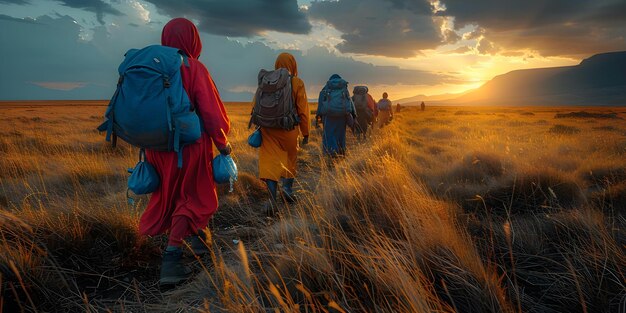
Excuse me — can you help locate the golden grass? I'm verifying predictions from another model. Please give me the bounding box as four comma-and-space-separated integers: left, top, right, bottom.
0, 102, 624, 312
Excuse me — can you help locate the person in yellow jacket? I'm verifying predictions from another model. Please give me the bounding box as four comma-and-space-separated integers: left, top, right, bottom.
258, 53, 310, 214
377, 92, 393, 128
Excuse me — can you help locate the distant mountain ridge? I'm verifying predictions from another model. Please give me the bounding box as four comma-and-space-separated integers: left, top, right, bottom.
396, 92, 466, 103
402, 51, 626, 106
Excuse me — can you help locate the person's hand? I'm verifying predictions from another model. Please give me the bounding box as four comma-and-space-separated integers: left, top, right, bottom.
218, 143, 232, 155
301, 135, 309, 146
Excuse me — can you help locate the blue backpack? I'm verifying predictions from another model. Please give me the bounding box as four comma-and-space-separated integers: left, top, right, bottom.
98, 45, 201, 167
318, 76, 353, 117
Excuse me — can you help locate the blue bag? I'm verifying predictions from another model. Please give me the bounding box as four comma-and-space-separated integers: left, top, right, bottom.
247, 127, 262, 148
97, 45, 201, 167
213, 154, 238, 190
318, 74, 353, 117
127, 149, 160, 195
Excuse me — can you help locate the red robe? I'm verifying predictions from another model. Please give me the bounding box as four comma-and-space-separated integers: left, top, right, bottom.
139, 18, 230, 237
367, 93, 379, 118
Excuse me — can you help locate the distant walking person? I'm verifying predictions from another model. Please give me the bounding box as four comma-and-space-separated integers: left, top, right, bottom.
377, 92, 393, 128
250, 52, 310, 214
139, 18, 232, 286
317, 74, 356, 156
396, 103, 402, 113
352, 86, 377, 140
421, 101, 426, 111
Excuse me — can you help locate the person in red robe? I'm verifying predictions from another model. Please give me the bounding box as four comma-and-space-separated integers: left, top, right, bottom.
139, 17, 232, 286
367, 92, 379, 120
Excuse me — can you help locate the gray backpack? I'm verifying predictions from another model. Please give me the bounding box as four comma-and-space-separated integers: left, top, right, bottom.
352, 86, 369, 112
249, 68, 299, 130
353, 86, 372, 121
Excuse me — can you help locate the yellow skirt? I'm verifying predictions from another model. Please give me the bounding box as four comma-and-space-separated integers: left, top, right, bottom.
258, 127, 299, 181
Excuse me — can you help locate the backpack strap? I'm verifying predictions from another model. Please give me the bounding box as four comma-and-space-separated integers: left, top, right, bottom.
97, 75, 123, 147
288, 75, 299, 126
288, 74, 296, 110
247, 115, 254, 130
161, 74, 184, 168
248, 89, 260, 129
177, 150, 183, 168
322, 89, 331, 116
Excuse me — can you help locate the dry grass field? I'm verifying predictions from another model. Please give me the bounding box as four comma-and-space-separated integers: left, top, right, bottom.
0, 101, 624, 312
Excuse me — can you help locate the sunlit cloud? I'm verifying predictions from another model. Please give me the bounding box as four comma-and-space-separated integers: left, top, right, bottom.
128, 0, 150, 23
261, 20, 342, 52
30, 81, 87, 91
228, 85, 257, 94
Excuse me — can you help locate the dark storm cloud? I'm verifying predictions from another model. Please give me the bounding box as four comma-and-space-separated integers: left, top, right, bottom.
0, 12, 449, 101
143, 0, 312, 37
308, 0, 443, 58
0, 14, 37, 23
440, 0, 626, 56
583, 1, 626, 25
440, 0, 590, 30
0, 0, 30, 4
55, 0, 123, 24
0, 14, 123, 99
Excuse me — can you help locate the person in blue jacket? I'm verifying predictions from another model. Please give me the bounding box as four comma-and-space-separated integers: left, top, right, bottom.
316, 74, 356, 156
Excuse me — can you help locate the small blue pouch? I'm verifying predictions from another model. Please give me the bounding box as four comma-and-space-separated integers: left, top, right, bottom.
128, 149, 160, 195
247, 127, 262, 148
213, 154, 238, 192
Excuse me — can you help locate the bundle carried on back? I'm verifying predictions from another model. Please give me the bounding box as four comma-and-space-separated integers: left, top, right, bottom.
352, 86, 372, 121
318, 75, 352, 117
249, 68, 299, 130
97, 45, 202, 168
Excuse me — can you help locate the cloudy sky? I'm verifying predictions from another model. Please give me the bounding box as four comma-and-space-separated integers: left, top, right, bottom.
0, 0, 624, 101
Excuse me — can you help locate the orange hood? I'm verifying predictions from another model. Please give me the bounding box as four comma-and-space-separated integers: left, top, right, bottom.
275, 52, 298, 77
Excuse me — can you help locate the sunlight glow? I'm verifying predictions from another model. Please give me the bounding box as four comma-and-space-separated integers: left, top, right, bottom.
129, 0, 151, 23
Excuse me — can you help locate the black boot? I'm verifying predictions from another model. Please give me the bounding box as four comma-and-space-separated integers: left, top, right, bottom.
159, 247, 191, 287
264, 179, 279, 217
186, 229, 210, 256
281, 178, 296, 203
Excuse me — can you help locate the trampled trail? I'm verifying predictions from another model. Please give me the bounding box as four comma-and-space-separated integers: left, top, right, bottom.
209, 124, 369, 261
181, 123, 381, 289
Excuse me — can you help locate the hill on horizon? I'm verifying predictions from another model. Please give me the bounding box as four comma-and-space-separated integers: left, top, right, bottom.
402, 51, 626, 106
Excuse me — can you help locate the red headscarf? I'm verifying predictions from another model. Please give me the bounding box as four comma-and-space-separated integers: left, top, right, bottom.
161, 18, 202, 59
